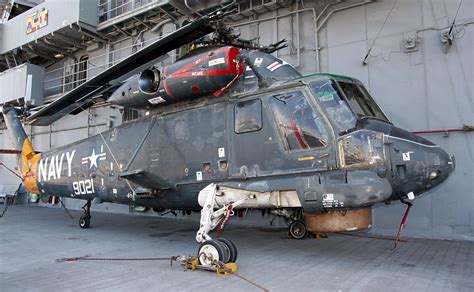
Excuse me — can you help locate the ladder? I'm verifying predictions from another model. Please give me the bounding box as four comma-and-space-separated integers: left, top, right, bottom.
4, 52, 17, 68
0, 0, 13, 24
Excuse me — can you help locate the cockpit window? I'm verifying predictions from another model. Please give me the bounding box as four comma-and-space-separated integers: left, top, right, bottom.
309, 79, 389, 133
337, 81, 388, 122
270, 90, 328, 151
309, 80, 357, 133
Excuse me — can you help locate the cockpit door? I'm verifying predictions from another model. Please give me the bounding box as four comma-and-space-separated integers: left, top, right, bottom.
267, 89, 337, 172
228, 88, 336, 179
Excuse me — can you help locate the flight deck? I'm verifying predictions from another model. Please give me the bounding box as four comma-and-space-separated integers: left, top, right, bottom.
1, 205, 473, 291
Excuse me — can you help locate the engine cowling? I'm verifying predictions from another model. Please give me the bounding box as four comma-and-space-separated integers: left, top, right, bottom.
159, 46, 243, 100
108, 46, 244, 108
139, 68, 161, 94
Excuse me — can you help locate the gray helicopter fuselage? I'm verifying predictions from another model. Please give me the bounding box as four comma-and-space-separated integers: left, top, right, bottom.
31, 74, 455, 214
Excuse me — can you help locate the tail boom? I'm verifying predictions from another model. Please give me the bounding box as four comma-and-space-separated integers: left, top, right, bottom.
2, 106, 41, 194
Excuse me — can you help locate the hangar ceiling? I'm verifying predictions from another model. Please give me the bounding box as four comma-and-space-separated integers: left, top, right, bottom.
0, 0, 297, 80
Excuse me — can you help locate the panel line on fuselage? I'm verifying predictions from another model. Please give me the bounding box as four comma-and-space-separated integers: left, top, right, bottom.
387, 135, 440, 148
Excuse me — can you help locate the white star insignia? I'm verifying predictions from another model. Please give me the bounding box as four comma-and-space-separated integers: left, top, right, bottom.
88, 148, 99, 169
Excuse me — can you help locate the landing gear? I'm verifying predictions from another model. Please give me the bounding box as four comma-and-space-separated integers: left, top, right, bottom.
198, 240, 227, 265
79, 215, 91, 228
216, 237, 238, 263
288, 220, 308, 239
79, 200, 92, 229
272, 208, 308, 239
195, 184, 252, 265
392, 198, 413, 250
197, 238, 238, 265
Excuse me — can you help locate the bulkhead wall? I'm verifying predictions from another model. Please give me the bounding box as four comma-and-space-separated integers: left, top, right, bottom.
0, 0, 472, 240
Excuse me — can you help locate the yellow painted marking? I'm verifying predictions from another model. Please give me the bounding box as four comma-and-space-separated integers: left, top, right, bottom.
21, 138, 41, 194
298, 156, 315, 161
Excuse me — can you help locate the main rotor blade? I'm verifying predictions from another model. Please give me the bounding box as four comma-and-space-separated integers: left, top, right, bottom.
28, 17, 215, 126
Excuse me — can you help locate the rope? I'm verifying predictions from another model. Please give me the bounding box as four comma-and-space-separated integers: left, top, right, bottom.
0, 183, 22, 219
0, 162, 23, 180
59, 256, 173, 262
58, 197, 74, 219
213, 260, 270, 291
0, 197, 14, 218
339, 232, 408, 242
58, 254, 270, 291
362, 0, 399, 65
232, 272, 270, 292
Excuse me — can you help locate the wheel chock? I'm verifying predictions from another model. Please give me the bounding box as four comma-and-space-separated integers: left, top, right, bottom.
184, 259, 200, 271
216, 262, 237, 276
181, 258, 237, 276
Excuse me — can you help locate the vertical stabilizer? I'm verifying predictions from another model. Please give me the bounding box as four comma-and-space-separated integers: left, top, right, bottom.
2, 106, 41, 193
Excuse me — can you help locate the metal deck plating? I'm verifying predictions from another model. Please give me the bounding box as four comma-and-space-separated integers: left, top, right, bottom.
1, 205, 473, 291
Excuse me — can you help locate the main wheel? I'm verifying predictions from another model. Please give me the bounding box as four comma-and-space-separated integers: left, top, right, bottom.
216, 239, 231, 263
197, 240, 226, 266
79, 215, 91, 229
216, 238, 238, 263
289, 220, 307, 239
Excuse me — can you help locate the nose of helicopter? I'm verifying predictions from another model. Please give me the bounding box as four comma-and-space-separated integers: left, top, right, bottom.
429, 146, 455, 183
388, 127, 455, 198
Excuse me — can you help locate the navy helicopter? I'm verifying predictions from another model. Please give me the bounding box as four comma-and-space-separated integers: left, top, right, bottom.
1, 10, 455, 265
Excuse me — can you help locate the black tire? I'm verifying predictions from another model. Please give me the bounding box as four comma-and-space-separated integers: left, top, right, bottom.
216, 238, 238, 263
79, 215, 91, 229
289, 220, 307, 239
197, 240, 226, 266
216, 238, 231, 263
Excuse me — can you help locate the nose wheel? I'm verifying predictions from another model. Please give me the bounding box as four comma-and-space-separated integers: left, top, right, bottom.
79, 200, 92, 229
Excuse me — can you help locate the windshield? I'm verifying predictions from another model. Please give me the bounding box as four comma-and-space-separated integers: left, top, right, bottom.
337, 81, 388, 122
309, 80, 357, 133
309, 79, 389, 133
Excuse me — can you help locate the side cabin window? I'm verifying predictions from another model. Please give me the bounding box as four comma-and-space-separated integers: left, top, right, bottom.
270, 90, 328, 151
234, 99, 262, 134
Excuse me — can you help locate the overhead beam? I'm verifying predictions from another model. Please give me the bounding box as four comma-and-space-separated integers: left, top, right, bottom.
133, 16, 152, 30
50, 32, 87, 50
38, 39, 73, 55
113, 24, 132, 37
72, 23, 110, 44
22, 45, 56, 61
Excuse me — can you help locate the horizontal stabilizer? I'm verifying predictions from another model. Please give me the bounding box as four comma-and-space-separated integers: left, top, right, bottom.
27, 17, 215, 126
119, 169, 173, 191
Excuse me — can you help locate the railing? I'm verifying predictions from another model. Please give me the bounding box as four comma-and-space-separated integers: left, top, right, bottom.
43, 33, 177, 97
98, 0, 156, 23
